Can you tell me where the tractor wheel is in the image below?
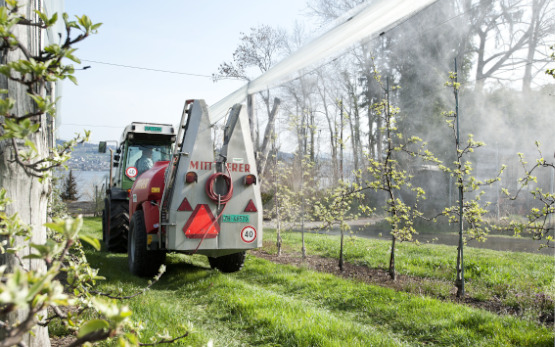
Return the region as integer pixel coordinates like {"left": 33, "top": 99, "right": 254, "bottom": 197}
{"left": 106, "top": 199, "right": 129, "bottom": 253}
{"left": 208, "top": 251, "right": 246, "bottom": 273}
{"left": 101, "top": 198, "right": 110, "bottom": 246}
{"left": 128, "top": 210, "right": 166, "bottom": 277}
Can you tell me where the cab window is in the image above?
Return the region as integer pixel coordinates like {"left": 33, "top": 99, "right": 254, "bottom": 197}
{"left": 125, "top": 144, "right": 172, "bottom": 180}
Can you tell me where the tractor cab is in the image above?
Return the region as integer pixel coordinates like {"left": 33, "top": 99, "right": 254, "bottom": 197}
{"left": 114, "top": 123, "right": 176, "bottom": 190}
{"left": 99, "top": 122, "right": 176, "bottom": 253}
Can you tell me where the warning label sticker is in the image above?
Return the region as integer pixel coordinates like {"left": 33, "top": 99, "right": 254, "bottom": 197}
{"left": 241, "top": 226, "right": 257, "bottom": 243}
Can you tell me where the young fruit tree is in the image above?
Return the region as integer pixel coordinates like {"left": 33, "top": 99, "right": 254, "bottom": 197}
{"left": 441, "top": 66, "right": 505, "bottom": 297}
{"left": 359, "top": 75, "right": 440, "bottom": 281}
{"left": 268, "top": 153, "right": 301, "bottom": 256}
{"left": 313, "top": 181, "right": 362, "bottom": 271}
{"left": 506, "top": 144, "right": 555, "bottom": 248}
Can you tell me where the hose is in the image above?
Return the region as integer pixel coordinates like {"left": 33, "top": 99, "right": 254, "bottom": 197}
{"left": 205, "top": 170, "right": 233, "bottom": 204}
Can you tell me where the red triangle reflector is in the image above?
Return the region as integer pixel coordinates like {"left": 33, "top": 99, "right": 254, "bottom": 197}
{"left": 244, "top": 199, "right": 257, "bottom": 212}
{"left": 183, "top": 204, "right": 219, "bottom": 239}
{"left": 177, "top": 197, "right": 193, "bottom": 211}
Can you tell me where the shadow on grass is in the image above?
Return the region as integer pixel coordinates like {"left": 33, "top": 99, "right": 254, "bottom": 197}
{"left": 84, "top": 248, "right": 215, "bottom": 292}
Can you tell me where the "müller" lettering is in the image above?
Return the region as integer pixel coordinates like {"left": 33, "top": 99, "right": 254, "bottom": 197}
{"left": 189, "top": 161, "right": 251, "bottom": 173}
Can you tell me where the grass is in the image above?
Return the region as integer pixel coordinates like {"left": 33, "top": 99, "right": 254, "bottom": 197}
{"left": 268, "top": 229, "right": 555, "bottom": 318}
{"left": 60, "top": 217, "right": 554, "bottom": 346}
{"left": 306, "top": 231, "right": 553, "bottom": 290}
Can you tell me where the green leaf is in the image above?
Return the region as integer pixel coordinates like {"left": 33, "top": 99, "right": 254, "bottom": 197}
{"left": 77, "top": 319, "right": 110, "bottom": 338}
{"left": 23, "top": 139, "right": 38, "bottom": 153}
{"left": 79, "top": 235, "right": 101, "bottom": 251}
{"left": 91, "top": 22, "right": 103, "bottom": 31}
{"left": 34, "top": 10, "right": 48, "bottom": 24}
{"left": 45, "top": 222, "right": 64, "bottom": 233}
{"left": 26, "top": 273, "right": 53, "bottom": 301}
{"left": 49, "top": 12, "right": 58, "bottom": 26}
{"left": 22, "top": 254, "right": 43, "bottom": 259}
{"left": 67, "top": 75, "right": 78, "bottom": 85}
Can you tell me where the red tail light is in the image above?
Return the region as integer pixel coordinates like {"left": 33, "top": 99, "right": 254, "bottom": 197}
{"left": 185, "top": 171, "right": 197, "bottom": 183}
{"left": 244, "top": 174, "right": 257, "bottom": 185}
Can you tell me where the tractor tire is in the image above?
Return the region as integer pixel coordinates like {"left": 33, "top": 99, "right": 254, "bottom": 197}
{"left": 101, "top": 198, "right": 110, "bottom": 246}
{"left": 208, "top": 251, "right": 246, "bottom": 273}
{"left": 106, "top": 199, "right": 129, "bottom": 253}
{"left": 128, "top": 210, "right": 166, "bottom": 277}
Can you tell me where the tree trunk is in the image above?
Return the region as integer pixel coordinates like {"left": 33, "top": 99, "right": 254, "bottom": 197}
{"left": 456, "top": 245, "right": 464, "bottom": 297}
{"left": 522, "top": 0, "right": 545, "bottom": 93}
{"left": 300, "top": 159, "right": 306, "bottom": 259}
{"left": 346, "top": 82, "right": 362, "bottom": 184}
{"left": 347, "top": 108, "right": 358, "bottom": 170}
{"left": 339, "top": 101, "right": 344, "bottom": 181}
{"left": 339, "top": 229, "right": 344, "bottom": 271}
{"left": 309, "top": 107, "right": 315, "bottom": 162}
{"left": 389, "top": 234, "right": 396, "bottom": 280}
{"left": 0, "top": 3, "right": 51, "bottom": 346}
{"left": 368, "top": 99, "right": 375, "bottom": 161}
{"left": 274, "top": 140, "right": 282, "bottom": 257}
{"left": 474, "top": 29, "right": 487, "bottom": 93}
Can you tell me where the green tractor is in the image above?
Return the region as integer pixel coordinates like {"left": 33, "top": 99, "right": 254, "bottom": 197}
{"left": 99, "top": 122, "right": 175, "bottom": 252}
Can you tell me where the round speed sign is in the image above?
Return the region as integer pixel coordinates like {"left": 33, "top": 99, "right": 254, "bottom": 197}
{"left": 125, "top": 166, "right": 138, "bottom": 178}
{"left": 240, "top": 226, "right": 257, "bottom": 243}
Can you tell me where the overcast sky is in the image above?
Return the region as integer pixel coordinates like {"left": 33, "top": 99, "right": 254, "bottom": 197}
{"left": 60, "top": 1, "right": 313, "bottom": 143}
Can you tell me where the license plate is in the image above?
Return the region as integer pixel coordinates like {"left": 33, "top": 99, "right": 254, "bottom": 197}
{"left": 222, "top": 214, "right": 249, "bottom": 223}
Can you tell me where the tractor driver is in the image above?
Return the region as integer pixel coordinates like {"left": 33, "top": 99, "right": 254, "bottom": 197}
{"left": 135, "top": 147, "right": 154, "bottom": 176}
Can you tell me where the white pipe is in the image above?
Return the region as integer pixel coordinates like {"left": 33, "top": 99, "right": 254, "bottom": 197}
{"left": 208, "top": 0, "right": 439, "bottom": 124}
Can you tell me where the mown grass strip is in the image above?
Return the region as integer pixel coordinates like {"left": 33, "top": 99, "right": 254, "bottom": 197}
{"left": 77, "top": 218, "right": 553, "bottom": 346}
{"left": 235, "top": 256, "right": 553, "bottom": 346}
{"left": 194, "top": 273, "right": 403, "bottom": 346}
{"left": 84, "top": 251, "right": 251, "bottom": 346}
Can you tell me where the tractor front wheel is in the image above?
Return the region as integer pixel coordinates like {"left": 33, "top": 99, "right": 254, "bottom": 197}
{"left": 208, "top": 251, "right": 246, "bottom": 273}
{"left": 128, "top": 210, "right": 165, "bottom": 277}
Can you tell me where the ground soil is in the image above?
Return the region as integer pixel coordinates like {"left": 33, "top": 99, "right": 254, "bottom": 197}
{"left": 250, "top": 242, "right": 554, "bottom": 326}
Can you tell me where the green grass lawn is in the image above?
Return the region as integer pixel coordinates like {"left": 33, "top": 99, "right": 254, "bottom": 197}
{"left": 265, "top": 230, "right": 554, "bottom": 311}
{"left": 72, "top": 217, "right": 554, "bottom": 346}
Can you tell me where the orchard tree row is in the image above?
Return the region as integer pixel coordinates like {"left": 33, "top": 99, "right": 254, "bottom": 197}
{"left": 216, "top": 0, "right": 555, "bottom": 295}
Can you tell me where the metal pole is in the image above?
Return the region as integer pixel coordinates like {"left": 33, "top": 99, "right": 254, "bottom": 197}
{"left": 301, "top": 156, "right": 306, "bottom": 259}
{"left": 496, "top": 142, "right": 500, "bottom": 220}
{"left": 551, "top": 164, "right": 554, "bottom": 228}
{"left": 455, "top": 58, "right": 464, "bottom": 296}
{"left": 109, "top": 148, "right": 114, "bottom": 188}
{"left": 103, "top": 140, "right": 119, "bottom": 188}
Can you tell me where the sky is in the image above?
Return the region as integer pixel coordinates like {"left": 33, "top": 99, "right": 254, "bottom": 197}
{"left": 60, "top": 1, "right": 314, "bottom": 143}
